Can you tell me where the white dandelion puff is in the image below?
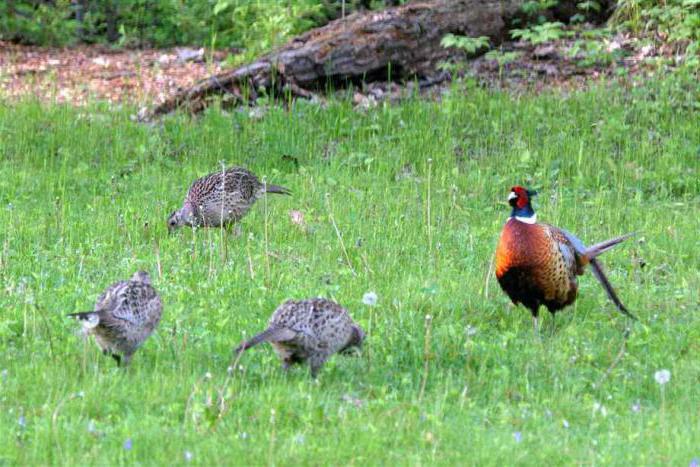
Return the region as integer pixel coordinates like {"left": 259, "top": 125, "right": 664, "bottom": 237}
{"left": 654, "top": 369, "right": 670, "bottom": 385}
{"left": 362, "top": 292, "right": 378, "bottom": 306}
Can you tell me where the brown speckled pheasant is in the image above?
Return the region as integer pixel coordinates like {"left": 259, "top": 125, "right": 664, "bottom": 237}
{"left": 67, "top": 271, "right": 163, "bottom": 366}
{"left": 495, "top": 186, "right": 636, "bottom": 332}
{"left": 167, "top": 166, "right": 290, "bottom": 231}
{"left": 234, "top": 298, "right": 365, "bottom": 377}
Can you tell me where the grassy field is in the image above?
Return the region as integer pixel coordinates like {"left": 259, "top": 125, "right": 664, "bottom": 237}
{"left": 0, "top": 77, "right": 698, "bottom": 465}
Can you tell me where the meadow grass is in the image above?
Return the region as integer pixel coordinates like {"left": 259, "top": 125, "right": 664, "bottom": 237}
{"left": 0, "top": 77, "right": 698, "bottom": 465}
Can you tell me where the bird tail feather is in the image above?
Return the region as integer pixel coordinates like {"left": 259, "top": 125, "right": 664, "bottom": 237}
{"left": 234, "top": 327, "right": 296, "bottom": 353}
{"left": 589, "top": 258, "right": 638, "bottom": 320}
{"left": 66, "top": 311, "right": 101, "bottom": 328}
{"left": 584, "top": 232, "right": 635, "bottom": 259}
{"left": 265, "top": 184, "right": 291, "bottom": 196}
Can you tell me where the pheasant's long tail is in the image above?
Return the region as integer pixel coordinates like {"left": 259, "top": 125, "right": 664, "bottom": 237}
{"left": 585, "top": 232, "right": 635, "bottom": 259}
{"left": 589, "top": 258, "right": 638, "bottom": 320}
{"left": 265, "top": 184, "right": 291, "bottom": 196}
{"left": 66, "top": 311, "right": 101, "bottom": 328}
{"left": 234, "top": 327, "right": 292, "bottom": 353}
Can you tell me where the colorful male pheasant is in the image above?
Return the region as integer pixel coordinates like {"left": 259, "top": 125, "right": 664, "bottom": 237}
{"left": 495, "top": 186, "right": 636, "bottom": 331}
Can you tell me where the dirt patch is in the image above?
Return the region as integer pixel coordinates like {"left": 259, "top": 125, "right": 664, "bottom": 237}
{"left": 0, "top": 41, "right": 226, "bottom": 106}
{"left": 0, "top": 31, "right": 681, "bottom": 109}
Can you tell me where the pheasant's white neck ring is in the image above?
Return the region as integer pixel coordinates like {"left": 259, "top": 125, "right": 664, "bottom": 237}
{"left": 514, "top": 213, "right": 537, "bottom": 224}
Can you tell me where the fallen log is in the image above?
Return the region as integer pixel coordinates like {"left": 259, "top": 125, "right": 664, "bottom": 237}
{"left": 143, "top": 0, "right": 611, "bottom": 119}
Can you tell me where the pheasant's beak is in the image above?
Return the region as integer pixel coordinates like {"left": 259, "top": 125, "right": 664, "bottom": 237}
{"left": 507, "top": 191, "right": 518, "bottom": 201}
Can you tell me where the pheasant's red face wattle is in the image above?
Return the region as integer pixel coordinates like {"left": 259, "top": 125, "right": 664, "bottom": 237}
{"left": 510, "top": 186, "right": 529, "bottom": 209}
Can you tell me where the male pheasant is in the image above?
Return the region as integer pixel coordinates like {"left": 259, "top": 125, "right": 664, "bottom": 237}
{"left": 234, "top": 298, "right": 365, "bottom": 378}
{"left": 67, "top": 271, "right": 163, "bottom": 366}
{"left": 167, "top": 166, "right": 290, "bottom": 232}
{"left": 495, "top": 186, "right": 636, "bottom": 331}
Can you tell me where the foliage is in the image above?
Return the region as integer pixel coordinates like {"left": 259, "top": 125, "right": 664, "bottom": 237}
{"left": 0, "top": 76, "right": 698, "bottom": 464}
{"left": 440, "top": 34, "right": 491, "bottom": 55}
{"left": 0, "top": 0, "right": 78, "bottom": 46}
{"left": 484, "top": 49, "right": 523, "bottom": 80}
{"left": 0, "top": 0, "right": 325, "bottom": 50}
{"left": 566, "top": 29, "right": 629, "bottom": 68}
{"left": 611, "top": 0, "right": 700, "bottom": 68}
{"left": 213, "top": 0, "right": 321, "bottom": 65}
{"left": 439, "top": 34, "right": 491, "bottom": 75}
{"left": 511, "top": 21, "right": 568, "bottom": 45}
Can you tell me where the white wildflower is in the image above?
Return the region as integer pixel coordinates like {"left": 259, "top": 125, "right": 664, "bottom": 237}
{"left": 654, "top": 369, "right": 671, "bottom": 385}
{"left": 362, "top": 292, "right": 378, "bottom": 306}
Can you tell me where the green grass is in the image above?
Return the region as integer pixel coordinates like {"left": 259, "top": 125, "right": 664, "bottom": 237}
{"left": 0, "top": 77, "right": 698, "bottom": 465}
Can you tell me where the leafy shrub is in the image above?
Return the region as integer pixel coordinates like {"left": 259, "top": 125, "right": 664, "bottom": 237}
{"left": 0, "top": 0, "right": 78, "bottom": 46}
{"left": 511, "top": 21, "right": 568, "bottom": 45}
{"left": 612, "top": 0, "right": 700, "bottom": 68}
{"left": 440, "top": 34, "right": 491, "bottom": 55}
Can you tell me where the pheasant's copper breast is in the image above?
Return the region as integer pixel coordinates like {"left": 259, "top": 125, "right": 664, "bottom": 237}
{"left": 495, "top": 218, "right": 581, "bottom": 313}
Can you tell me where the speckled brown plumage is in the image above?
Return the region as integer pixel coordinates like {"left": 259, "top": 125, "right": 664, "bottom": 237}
{"left": 234, "top": 298, "right": 365, "bottom": 377}
{"left": 67, "top": 271, "right": 163, "bottom": 366}
{"left": 167, "top": 166, "right": 290, "bottom": 231}
{"left": 495, "top": 186, "right": 636, "bottom": 330}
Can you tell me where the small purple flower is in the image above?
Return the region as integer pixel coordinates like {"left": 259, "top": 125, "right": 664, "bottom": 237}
{"left": 513, "top": 431, "right": 522, "bottom": 443}
{"left": 631, "top": 401, "right": 641, "bottom": 413}
{"left": 689, "top": 458, "right": 699, "bottom": 467}
{"left": 123, "top": 438, "right": 133, "bottom": 451}
{"left": 18, "top": 415, "right": 26, "bottom": 429}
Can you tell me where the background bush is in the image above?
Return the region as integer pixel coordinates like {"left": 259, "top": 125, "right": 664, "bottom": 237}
{"left": 0, "top": 1, "right": 697, "bottom": 70}
{"left": 0, "top": 0, "right": 402, "bottom": 49}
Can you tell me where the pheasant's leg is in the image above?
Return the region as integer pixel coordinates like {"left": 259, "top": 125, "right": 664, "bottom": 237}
{"left": 549, "top": 312, "right": 557, "bottom": 337}
{"left": 111, "top": 354, "right": 122, "bottom": 366}
{"left": 121, "top": 353, "right": 133, "bottom": 367}
{"left": 532, "top": 316, "right": 539, "bottom": 337}
{"left": 233, "top": 224, "right": 242, "bottom": 237}
{"left": 309, "top": 354, "right": 328, "bottom": 379}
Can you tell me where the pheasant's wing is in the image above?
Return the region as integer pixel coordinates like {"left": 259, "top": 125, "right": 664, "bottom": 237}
{"left": 95, "top": 280, "right": 128, "bottom": 311}
{"left": 224, "top": 167, "right": 258, "bottom": 200}
{"left": 557, "top": 227, "right": 588, "bottom": 256}
{"left": 110, "top": 283, "right": 156, "bottom": 326}
{"left": 547, "top": 225, "right": 585, "bottom": 274}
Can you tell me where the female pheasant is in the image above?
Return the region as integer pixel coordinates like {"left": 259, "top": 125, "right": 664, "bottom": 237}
{"left": 234, "top": 298, "right": 365, "bottom": 378}
{"left": 67, "top": 271, "right": 163, "bottom": 366}
{"left": 167, "top": 166, "right": 290, "bottom": 232}
{"left": 495, "top": 186, "right": 636, "bottom": 331}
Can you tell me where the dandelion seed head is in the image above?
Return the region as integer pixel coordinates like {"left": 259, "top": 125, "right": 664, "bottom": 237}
{"left": 184, "top": 451, "right": 193, "bottom": 462}
{"left": 654, "top": 369, "right": 671, "bottom": 385}
{"left": 513, "top": 431, "right": 522, "bottom": 443}
{"left": 362, "top": 292, "right": 378, "bottom": 306}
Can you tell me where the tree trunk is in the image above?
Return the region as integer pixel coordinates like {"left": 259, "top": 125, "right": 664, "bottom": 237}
{"left": 143, "top": 0, "right": 611, "bottom": 120}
